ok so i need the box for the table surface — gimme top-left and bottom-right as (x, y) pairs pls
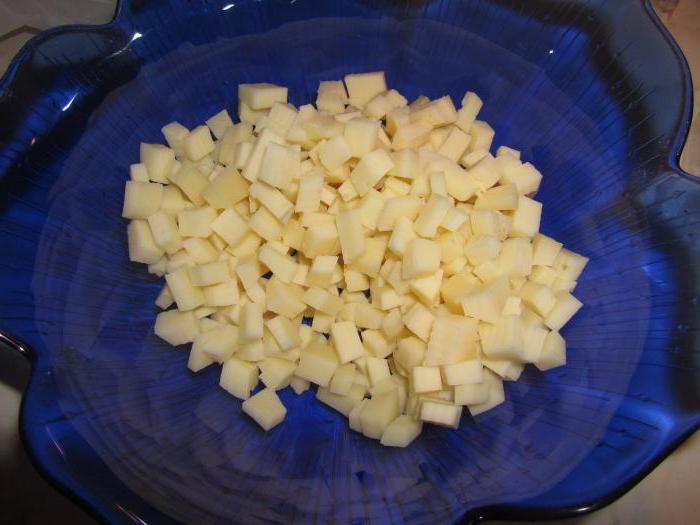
(0, 1), (698, 524)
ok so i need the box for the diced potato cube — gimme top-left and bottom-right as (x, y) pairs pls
(403, 238), (440, 279)
(420, 400), (461, 428)
(178, 206), (217, 238)
(336, 209), (365, 263)
(331, 321), (365, 363)
(258, 244), (298, 283)
(295, 168), (324, 213)
(553, 248), (589, 281)
(467, 370), (505, 416)
(329, 363), (357, 395)
(350, 149), (394, 195)
(265, 316), (300, 351)
(535, 330), (566, 370)
(258, 142), (299, 190)
(210, 208), (250, 247)
(203, 279), (240, 307)
(544, 291), (583, 331)
(188, 260), (230, 286)
(259, 357), (297, 389)
(242, 388), (286, 430)
(266, 277), (306, 318)
(165, 267), (204, 311)
(250, 181), (294, 223)
(402, 302), (435, 342)
(189, 324), (236, 365)
(510, 196), (542, 238)
(239, 302), (264, 343)
(239, 83), (288, 110)
(205, 109), (234, 139)
(184, 125), (215, 161)
(380, 415), (422, 447)
(532, 233), (563, 266)
(122, 181), (163, 219)
(140, 143), (176, 183)
(412, 366), (442, 393)
(479, 315), (524, 360)
(317, 383), (366, 416)
(307, 255), (338, 287)
(413, 194), (451, 238)
(359, 388), (400, 438)
(344, 71), (387, 108)
(168, 163), (208, 206)
(454, 383), (489, 405)
(344, 117), (380, 157)
(519, 280), (557, 317)
(461, 276), (509, 323)
(438, 127), (471, 162)
(154, 310), (199, 346)
(295, 341), (339, 386)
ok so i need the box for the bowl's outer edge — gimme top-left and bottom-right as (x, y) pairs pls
(0, 1), (698, 524)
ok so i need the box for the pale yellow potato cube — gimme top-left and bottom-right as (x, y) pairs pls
(201, 167), (249, 210)
(161, 122), (189, 152)
(454, 383), (489, 405)
(532, 233), (563, 266)
(350, 149), (394, 196)
(249, 181), (294, 223)
(414, 194), (451, 238)
(266, 277), (306, 318)
(165, 267), (204, 311)
(295, 168), (324, 213)
(147, 211), (182, 255)
(376, 195), (423, 231)
(160, 185), (189, 214)
(344, 71), (387, 108)
(519, 280), (557, 317)
(205, 109), (234, 139)
(317, 383), (366, 417)
(553, 248), (589, 281)
(239, 83), (288, 110)
(191, 324), (238, 364)
(295, 341), (339, 386)
(510, 196), (542, 238)
(464, 235), (500, 266)
(302, 286), (343, 317)
(122, 181), (163, 219)
(265, 315), (301, 351)
(248, 207), (284, 242)
(235, 256), (266, 304)
(420, 400), (461, 428)
(177, 206), (216, 238)
(203, 279), (240, 307)
(359, 388), (399, 439)
(239, 302), (264, 343)
(336, 209), (365, 263)
(329, 363), (357, 395)
(188, 260), (229, 286)
(380, 415), (422, 447)
(402, 238), (440, 279)
(343, 117), (380, 158)
(391, 121), (432, 149)
(455, 91), (483, 133)
(423, 314), (478, 366)
(402, 302), (435, 342)
(168, 163), (208, 206)
(460, 275), (509, 323)
(535, 330), (566, 370)
(350, 236), (387, 278)
(331, 321), (365, 363)
(467, 369), (505, 416)
(544, 291), (583, 331)
(187, 340), (216, 372)
(258, 244), (298, 283)
(258, 142), (299, 190)
(140, 143), (175, 183)
(259, 357), (297, 389)
(210, 208), (250, 247)
(344, 267), (369, 292)
(388, 216), (417, 257)
(241, 388), (286, 430)
(437, 127), (471, 161)
(474, 183), (519, 211)
(306, 255), (338, 287)
(311, 312), (333, 333)
(183, 125), (215, 161)
(442, 360), (483, 386)
(412, 365), (442, 393)
(409, 270), (443, 307)
(480, 315), (524, 360)
(302, 222), (340, 258)
(155, 285), (174, 310)
(154, 310), (199, 346)
(468, 120), (495, 152)
(394, 336), (426, 375)
(380, 308), (403, 340)
(290, 376), (310, 395)
(500, 162), (542, 195)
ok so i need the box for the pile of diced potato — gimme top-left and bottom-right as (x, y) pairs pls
(123, 71), (587, 447)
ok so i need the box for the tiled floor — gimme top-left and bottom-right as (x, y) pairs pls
(0, 1), (698, 524)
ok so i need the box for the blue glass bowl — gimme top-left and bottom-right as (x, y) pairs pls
(1, 0), (698, 523)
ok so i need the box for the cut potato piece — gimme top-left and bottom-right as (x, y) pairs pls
(125, 72), (587, 448)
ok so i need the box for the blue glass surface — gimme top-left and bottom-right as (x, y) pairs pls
(0, 0), (698, 523)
